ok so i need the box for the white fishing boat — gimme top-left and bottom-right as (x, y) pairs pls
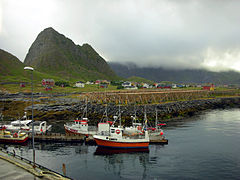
(64, 118), (97, 136)
(64, 101), (116, 136)
(94, 106), (150, 149)
(64, 101), (98, 136)
(94, 126), (149, 149)
(147, 109), (166, 138)
(4, 112), (52, 134)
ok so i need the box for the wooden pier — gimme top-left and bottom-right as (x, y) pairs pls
(31, 133), (168, 144)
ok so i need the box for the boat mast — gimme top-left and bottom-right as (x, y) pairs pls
(144, 105), (147, 129)
(86, 98), (88, 118)
(105, 89), (108, 122)
(134, 104), (136, 123)
(119, 99), (121, 127)
(155, 108), (158, 128)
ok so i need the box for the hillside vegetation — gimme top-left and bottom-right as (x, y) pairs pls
(127, 76), (154, 84)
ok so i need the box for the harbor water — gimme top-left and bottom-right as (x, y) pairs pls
(3, 109), (240, 179)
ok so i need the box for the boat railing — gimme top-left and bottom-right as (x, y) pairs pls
(123, 133), (147, 139)
(97, 131), (110, 136)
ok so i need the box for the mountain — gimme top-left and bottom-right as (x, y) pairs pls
(109, 62), (240, 84)
(0, 49), (62, 83)
(0, 49), (25, 76)
(24, 27), (117, 81)
(0, 49), (29, 82)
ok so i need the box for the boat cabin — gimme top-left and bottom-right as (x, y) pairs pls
(98, 123), (110, 134)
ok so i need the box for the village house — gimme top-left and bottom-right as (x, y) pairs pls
(75, 81), (85, 88)
(124, 85), (138, 90)
(86, 81), (94, 85)
(122, 81), (132, 87)
(96, 80), (110, 85)
(202, 84), (214, 91)
(142, 83), (150, 88)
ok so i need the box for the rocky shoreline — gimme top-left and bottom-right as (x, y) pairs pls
(1, 92), (240, 125)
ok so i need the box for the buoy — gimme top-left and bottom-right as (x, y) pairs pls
(160, 131), (164, 136)
(13, 132), (18, 138)
(116, 129), (120, 134)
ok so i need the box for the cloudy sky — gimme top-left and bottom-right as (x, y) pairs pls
(1, 0), (240, 71)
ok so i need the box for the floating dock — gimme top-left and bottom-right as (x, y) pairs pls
(31, 133), (168, 144)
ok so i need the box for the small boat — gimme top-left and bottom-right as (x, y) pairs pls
(64, 101), (112, 136)
(0, 127), (29, 144)
(148, 109), (166, 140)
(64, 118), (97, 136)
(94, 126), (149, 149)
(4, 112), (52, 134)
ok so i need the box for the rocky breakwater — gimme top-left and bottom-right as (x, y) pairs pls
(23, 97), (240, 125)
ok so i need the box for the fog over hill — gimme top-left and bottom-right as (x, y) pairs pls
(109, 62), (240, 85)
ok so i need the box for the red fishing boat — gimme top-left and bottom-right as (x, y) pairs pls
(94, 127), (149, 149)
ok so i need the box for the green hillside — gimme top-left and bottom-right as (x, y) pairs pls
(127, 76), (154, 84)
(0, 49), (63, 83)
(24, 27), (118, 81)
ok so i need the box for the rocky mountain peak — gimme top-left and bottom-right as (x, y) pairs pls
(24, 27), (117, 81)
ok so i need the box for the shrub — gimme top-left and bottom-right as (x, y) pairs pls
(55, 81), (70, 87)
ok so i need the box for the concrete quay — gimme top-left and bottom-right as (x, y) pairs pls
(0, 148), (71, 180)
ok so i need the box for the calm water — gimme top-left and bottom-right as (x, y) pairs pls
(5, 109), (240, 180)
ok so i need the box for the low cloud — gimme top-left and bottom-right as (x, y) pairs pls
(1, 0), (240, 72)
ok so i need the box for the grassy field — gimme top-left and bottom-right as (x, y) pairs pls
(0, 83), (121, 94)
(0, 82), (235, 94)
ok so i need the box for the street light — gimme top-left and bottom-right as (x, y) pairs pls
(24, 66), (35, 168)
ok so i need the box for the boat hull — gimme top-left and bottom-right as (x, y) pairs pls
(94, 137), (149, 149)
(64, 125), (96, 136)
(0, 136), (29, 144)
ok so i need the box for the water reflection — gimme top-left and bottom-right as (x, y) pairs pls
(94, 147), (149, 155)
(94, 147), (151, 179)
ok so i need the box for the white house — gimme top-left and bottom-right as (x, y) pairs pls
(122, 81), (132, 87)
(75, 81), (85, 88)
(125, 86), (138, 90)
(86, 81), (94, 85)
(142, 83), (150, 88)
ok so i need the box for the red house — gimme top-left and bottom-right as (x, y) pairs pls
(203, 84), (214, 91)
